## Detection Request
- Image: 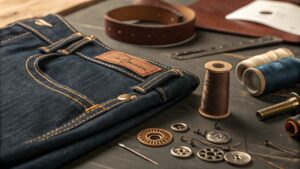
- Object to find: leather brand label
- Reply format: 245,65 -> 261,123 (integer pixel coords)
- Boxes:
95,51 -> 161,77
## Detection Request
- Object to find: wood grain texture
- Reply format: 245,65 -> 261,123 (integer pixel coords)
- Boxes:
0,0 -> 101,27
62,0 -> 300,169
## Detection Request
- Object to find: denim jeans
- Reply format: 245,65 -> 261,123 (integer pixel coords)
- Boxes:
0,14 -> 199,169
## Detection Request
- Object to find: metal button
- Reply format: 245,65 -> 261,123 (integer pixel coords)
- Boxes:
137,128 -> 173,147
170,146 -> 193,158
117,94 -> 137,101
170,123 -> 189,132
197,148 -> 224,162
206,130 -> 231,144
224,151 -> 252,166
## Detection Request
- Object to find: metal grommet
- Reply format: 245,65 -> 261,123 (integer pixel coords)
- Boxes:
206,130 -> 231,144
137,128 -> 173,147
170,123 -> 189,132
171,146 -> 193,158
197,148 -> 224,162
224,151 -> 252,166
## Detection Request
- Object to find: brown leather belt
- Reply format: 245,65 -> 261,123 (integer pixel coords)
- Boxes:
104,0 -> 196,46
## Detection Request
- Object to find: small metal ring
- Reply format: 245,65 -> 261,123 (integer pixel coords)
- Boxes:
170,123 -> 189,132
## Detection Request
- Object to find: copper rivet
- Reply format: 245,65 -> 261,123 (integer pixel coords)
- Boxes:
118,30 -> 122,34
147,34 -> 151,38
131,33 -> 135,37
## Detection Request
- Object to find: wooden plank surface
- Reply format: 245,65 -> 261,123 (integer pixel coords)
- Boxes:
62,0 -> 300,169
0,0 -> 100,27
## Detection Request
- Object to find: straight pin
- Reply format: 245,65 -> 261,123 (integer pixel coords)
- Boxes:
118,143 -> 158,165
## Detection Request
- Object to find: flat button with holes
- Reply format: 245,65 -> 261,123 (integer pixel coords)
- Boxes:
224,151 -> 252,166
171,146 -> 193,158
206,130 -> 231,144
197,148 -> 224,162
170,123 -> 189,132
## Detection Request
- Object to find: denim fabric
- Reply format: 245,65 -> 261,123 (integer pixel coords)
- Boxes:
0,14 -> 199,169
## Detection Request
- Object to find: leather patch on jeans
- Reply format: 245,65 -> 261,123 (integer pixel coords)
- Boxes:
95,51 -> 161,77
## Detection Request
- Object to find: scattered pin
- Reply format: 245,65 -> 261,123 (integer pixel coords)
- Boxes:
118,143 -> 158,165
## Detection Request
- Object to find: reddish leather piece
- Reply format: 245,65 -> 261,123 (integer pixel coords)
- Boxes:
189,0 -> 300,43
95,51 -> 161,77
104,1 -> 196,45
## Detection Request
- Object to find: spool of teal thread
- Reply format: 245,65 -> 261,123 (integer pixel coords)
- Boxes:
242,57 -> 300,96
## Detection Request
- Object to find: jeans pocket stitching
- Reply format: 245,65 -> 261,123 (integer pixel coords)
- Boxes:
25,54 -> 94,108
35,54 -> 95,106
26,99 -> 125,143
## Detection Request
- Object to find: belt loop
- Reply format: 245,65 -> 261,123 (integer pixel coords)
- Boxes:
132,69 -> 183,93
57,36 -> 95,55
39,32 -> 83,53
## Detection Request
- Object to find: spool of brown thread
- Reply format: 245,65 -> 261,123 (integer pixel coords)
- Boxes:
199,61 -> 232,119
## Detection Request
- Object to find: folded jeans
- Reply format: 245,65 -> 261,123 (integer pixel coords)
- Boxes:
0,14 -> 199,169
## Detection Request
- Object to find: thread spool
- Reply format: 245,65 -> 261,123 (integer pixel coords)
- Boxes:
285,115 -> 300,137
199,61 -> 232,119
242,57 -> 300,96
236,48 -> 294,83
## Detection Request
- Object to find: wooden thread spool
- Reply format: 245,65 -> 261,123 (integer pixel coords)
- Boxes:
199,61 -> 232,119
236,48 -> 294,83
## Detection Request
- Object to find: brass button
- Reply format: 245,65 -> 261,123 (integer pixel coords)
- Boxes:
117,94 -> 137,101
137,128 -> 173,147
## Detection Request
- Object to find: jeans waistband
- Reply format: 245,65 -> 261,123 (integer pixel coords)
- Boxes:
1,14 -> 77,44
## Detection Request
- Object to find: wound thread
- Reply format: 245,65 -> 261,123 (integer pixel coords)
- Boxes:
285,114 -> 300,137
236,48 -> 294,83
242,57 -> 300,96
199,61 -> 232,119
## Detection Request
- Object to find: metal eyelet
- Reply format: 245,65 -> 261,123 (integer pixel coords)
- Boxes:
170,123 -> 189,132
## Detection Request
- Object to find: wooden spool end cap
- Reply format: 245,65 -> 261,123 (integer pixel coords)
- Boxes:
199,108 -> 231,120
205,61 -> 232,73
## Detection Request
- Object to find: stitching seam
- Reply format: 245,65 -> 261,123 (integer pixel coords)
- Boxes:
27,99 -> 125,142
141,69 -> 178,89
147,60 -> 200,84
34,54 -> 95,105
156,87 -> 167,102
48,33 -> 81,51
66,37 -> 92,54
54,14 -> 77,32
17,22 -> 52,43
76,52 -> 144,82
0,32 -> 31,44
25,55 -> 89,108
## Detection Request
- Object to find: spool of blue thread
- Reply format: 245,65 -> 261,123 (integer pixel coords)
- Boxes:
242,57 -> 300,96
